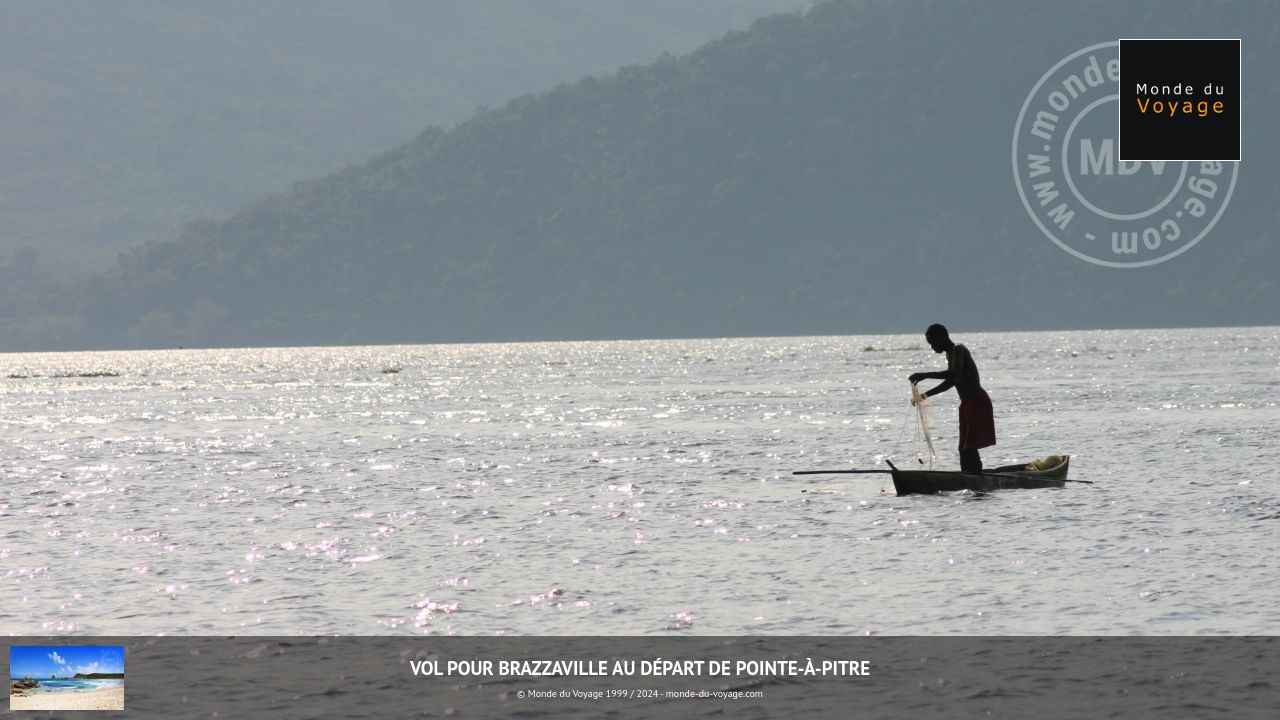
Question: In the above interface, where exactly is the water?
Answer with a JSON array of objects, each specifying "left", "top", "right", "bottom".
[
  {"left": 1, "top": 328, "right": 1276, "bottom": 636},
  {"left": 14, "top": 678, "right": 123, "bottom": 693}
]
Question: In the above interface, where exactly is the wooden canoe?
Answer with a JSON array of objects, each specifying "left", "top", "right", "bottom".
[{"left": 889, "top": 455, "right": 1070, "bottom": 495}]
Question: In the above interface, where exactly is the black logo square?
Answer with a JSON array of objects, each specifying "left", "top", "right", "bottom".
[{"left": 1119, "top": 39, "right": 1240, "bottom": 161}]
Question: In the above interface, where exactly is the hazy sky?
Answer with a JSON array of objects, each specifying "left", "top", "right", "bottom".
[{"left": 10, "top": 646, "right": 125, "bottom": 678}]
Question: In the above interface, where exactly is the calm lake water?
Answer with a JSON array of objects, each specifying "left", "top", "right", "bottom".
[{"left": 1, "top": 328, "right": 1276, "bottom": 635}]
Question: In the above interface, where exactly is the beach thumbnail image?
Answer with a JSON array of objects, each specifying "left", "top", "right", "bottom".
[{"left": 9, "top": 645, "right": 125, "bottom": 711}]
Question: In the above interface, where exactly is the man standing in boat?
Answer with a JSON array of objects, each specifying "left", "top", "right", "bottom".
[{"left": 908, "top": 324, "right": 995, "bottom": 473}]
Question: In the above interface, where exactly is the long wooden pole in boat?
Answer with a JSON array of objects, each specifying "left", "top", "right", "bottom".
[
  {"left": 792, "top": 469, "right": 893, "bottom": 475},
  {"left": 793, "top": 463, "right": 1093, "bottom": 482}
]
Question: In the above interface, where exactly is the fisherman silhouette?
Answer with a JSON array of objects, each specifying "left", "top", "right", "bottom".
[{"left": 908, "top": 324, "right": 995, "bottom": 473}]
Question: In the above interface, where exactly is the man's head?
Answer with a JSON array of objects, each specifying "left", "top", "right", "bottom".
[{"left": 925, "top": 323, "right": 950, "bottom": 353}]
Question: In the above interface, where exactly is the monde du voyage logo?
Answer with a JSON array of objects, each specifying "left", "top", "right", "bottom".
[{"left": 1012, "top": 41, "right": 1239, "bottom": 268}]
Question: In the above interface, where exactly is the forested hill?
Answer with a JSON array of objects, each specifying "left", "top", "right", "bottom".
[
  {"left": 0, "top": 0, "right": 808, "bottom": 272},
  {"left": 5, "top": 0, "right": 1276, "bottom": 350}
]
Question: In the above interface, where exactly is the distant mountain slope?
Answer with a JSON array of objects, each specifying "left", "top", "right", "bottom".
[
  {"left": 3, "top": 0, "right": 1276, "bottom": 350},
  {"left": 0, "top": 0, "right": 809, "bottom": 271}
]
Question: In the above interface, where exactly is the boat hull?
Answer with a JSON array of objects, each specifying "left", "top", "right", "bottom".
[{"left": 891, "top": 456, "right": 1070, "bottom": 495}]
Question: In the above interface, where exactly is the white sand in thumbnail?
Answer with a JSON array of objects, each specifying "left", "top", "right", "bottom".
[{"left": 10, "top": 685, "right": 125, "bottom": 711}]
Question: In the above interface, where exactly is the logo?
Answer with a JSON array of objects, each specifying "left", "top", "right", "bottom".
[
  {"left": 1012, "top": 42, "right": 1237, "bottom": 268},
  {"left": 1118, "top": 39, "right": 1241, "bottom": 161}
]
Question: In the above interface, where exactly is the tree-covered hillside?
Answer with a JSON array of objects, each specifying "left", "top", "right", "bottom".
[
  {"left": 4, "top": 0, "right": 1276, "bottom": 350},
  {"left": 0, "top": 0, "right": 809, "bottom": 272}
]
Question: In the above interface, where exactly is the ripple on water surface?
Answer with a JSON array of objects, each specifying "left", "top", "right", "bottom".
[{"left": 1, "top": 328, "right": 1277, "bottom": 634}]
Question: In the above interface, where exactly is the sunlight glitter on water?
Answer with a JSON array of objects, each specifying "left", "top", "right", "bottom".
[{"left": 1, "top": 329, "right": 1278, "bottom": 635}]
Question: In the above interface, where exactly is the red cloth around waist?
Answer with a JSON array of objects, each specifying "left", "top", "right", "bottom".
[{"left": 958, "top": 388, "right": 996, "bottom": 451}]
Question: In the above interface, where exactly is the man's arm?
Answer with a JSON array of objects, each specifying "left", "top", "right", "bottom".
[
  {"left": 909, "top": 348, "right": 966, "bottom": 397},
  {"left": 909, "top": 370, "right": 948, "bottom": 382},
  {"left": 924, "top": 378, "right": 954, "bottom": 398}
]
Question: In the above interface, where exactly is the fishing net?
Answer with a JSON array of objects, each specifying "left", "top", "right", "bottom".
[{"left": 909, "top": 382, "right": 937, "bottom": 469}]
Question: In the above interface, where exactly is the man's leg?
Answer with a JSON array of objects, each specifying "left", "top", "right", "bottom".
[{"left": 959, "top": 449, "right": 982, "bottom": 473}]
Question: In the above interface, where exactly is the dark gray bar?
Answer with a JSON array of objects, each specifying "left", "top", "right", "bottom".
[{"left": 4, "top": 637, "right": 1277, "bottom": 718}]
